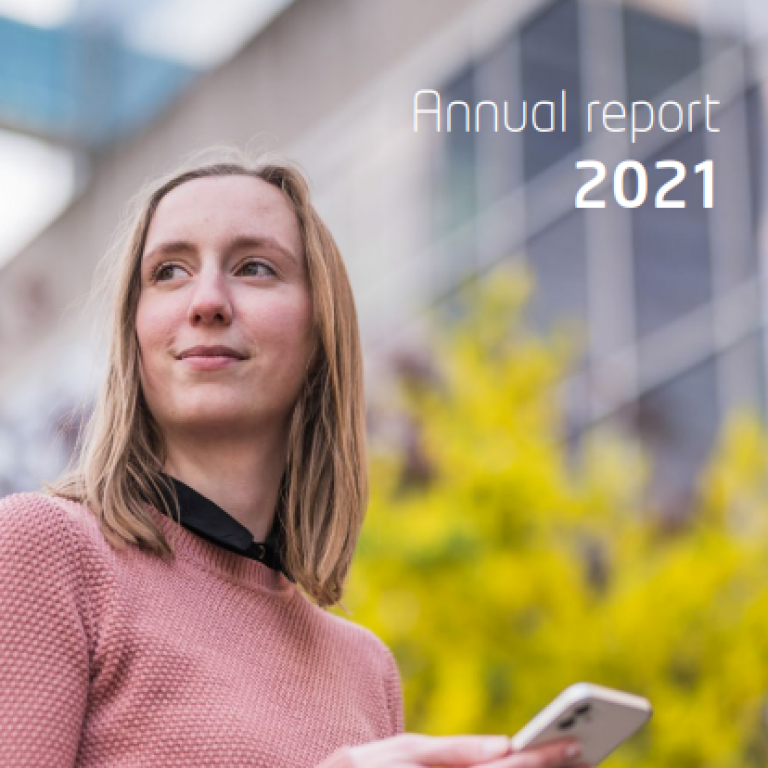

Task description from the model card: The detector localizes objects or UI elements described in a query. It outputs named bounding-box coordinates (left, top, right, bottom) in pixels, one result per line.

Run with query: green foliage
left=337, top=265, right=768, bottom=768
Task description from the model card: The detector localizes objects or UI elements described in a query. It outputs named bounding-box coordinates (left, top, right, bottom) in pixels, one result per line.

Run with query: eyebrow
left=143, top=235, right=298, bottom=265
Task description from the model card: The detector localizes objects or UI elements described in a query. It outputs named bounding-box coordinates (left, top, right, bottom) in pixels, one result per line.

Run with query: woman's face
left=135, top=175, right=314, bottom=442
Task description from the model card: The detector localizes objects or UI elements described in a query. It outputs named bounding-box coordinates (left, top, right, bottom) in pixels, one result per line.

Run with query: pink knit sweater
left=0, top=492, right=404, bottom=767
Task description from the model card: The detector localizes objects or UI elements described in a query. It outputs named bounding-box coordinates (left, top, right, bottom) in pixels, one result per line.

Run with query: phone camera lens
left=575, top=704, right=592, bottom=716
left=558, top=717, right=576, bottom=730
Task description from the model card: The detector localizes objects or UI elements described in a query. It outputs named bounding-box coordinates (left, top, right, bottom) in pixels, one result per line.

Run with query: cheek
left=247, top=292, right=314, bottom=358
left=135, top=297, right=179, bottom=364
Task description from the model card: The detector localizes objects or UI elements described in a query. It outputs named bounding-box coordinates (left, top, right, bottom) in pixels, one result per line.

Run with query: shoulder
left=0, top=492, right=118, bottom=663
left=318, top=609, right=404, bottom=733
left=0, top=490, right=101, bottom=538
left=322, top=610, right=391, bottom=652
left=294, top=596, right=405, bottom=734
left=311, top=602, right=399, bottom=675
left=0, top=490, right=111, bottom=568
left=0, top=491, right=116, bottom=623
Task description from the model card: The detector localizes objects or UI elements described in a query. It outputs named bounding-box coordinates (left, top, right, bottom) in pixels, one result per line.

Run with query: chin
left=167, top=401, right=277, bottom=432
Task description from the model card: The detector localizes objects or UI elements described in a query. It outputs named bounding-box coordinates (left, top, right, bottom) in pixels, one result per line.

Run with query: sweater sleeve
left=0, top=494, right=93, bottom=766
left=383, top=646, right=405, bottom=735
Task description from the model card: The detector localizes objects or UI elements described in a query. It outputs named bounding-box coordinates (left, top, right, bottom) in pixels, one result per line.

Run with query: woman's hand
left=347, top=734, right=589, bottom=768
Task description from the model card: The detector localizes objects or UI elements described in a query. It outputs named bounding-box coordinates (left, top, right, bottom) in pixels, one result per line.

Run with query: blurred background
left=1, top=0, right=768, bottom=764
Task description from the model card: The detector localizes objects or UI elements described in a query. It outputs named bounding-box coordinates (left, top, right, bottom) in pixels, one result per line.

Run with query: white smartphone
left=510, top=682, right=652, bottom=765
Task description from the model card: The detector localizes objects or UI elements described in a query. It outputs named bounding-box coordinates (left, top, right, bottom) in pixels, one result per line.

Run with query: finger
left=498, top=739, right=581, bottom=768
left=393, top=734, right=512, bottom=766
left=483, top=754, right=588, bottom=768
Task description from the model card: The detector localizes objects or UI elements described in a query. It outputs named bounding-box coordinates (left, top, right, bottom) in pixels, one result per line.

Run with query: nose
left=187, top=265, right=233, bottom=326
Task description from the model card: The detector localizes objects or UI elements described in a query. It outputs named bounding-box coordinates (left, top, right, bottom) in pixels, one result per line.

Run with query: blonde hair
left=46, top=155, right=367, bottom=608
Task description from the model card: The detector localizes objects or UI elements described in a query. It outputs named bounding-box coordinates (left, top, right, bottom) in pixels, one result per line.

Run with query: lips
left=178, top=345, right=247, bottom=360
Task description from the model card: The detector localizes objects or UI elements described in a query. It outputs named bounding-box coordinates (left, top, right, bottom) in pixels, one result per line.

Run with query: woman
left=0, top=155, right=586, bottom=768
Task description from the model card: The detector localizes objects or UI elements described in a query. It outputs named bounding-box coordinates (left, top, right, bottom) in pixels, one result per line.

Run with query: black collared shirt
left=152, top=472, right=294, bottom=582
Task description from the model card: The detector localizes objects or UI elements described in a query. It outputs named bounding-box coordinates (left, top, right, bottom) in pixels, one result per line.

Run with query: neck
left=161, top=422, right=289, bottom=541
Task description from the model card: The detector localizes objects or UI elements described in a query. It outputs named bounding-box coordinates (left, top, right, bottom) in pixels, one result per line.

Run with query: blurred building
left=0, top=0, right=765, bottom=512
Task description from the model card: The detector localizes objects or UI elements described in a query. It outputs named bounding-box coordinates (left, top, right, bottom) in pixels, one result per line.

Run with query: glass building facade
left=432, top=0, right=764, bottom=510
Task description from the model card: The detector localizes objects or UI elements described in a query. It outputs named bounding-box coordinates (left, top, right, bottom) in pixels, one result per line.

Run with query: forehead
left=144, top=175, right=302, bottom=256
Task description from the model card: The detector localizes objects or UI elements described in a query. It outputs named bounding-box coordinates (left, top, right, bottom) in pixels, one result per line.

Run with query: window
left=631, top=124, right=711, bottom=336
left=525, top=211, right=588, bottom=336
left=435, top=68, right=477, bottom=237
left=623, top=7, right=701, bottom=104
left=520, top=0, right=582, bottom=180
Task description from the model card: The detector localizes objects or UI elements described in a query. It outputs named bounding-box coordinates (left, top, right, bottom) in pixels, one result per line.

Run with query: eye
left=151, top=262, right=185, bottom=282
left=239, top=260, right=276, bottom=277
